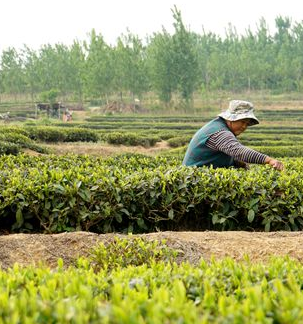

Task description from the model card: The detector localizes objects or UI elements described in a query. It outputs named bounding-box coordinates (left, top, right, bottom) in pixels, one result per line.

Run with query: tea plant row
left=0, top=154, right=302, bottom=233
left=0, top=244, right=303, bottom=323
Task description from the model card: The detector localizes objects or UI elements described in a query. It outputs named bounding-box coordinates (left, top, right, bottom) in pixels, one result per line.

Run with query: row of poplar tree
left=1, top=7, right=303, bottom=107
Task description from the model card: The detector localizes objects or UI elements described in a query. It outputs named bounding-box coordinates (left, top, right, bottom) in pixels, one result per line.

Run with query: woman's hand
left=265, top=157, right=284, bottom=171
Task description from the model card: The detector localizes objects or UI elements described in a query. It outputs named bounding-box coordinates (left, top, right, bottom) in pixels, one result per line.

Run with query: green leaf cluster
left=0, top=154, right=302, bottom=233
left=0, top=128, right=48, bottom=154
left=104, top=132, right=160, bottom=147
left=90, top=236, right=178, bottom=271
left=26, top=126, right=99, bottom=143
left=1, top=256, right=303, bottom=322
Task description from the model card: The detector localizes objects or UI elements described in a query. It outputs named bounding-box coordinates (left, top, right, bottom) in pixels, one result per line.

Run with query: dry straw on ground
left=1, top=231, right=303, bottom=269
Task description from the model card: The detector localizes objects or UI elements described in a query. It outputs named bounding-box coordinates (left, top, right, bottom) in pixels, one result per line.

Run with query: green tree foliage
left=36, top=44, right=61, bottom=91
left=171, top=6, right=199, bottom=107
left=274, top=17, right=296, bottom=91
left=0, top=48, right=26, bottom=99
left=68, top=40, right=86, bottom=102
left=2, top=10, right=303, bottom=105
left=39, top=89, right=59, bottom=104
left=147, top=29, right=177, bottom=104
left=292, top=22, right=303, bottom=91
left=114, top=32, right=149, bottom=100
left=84, top=29, right=114, bottom=101
left=21, top=45, right=41, bottom=101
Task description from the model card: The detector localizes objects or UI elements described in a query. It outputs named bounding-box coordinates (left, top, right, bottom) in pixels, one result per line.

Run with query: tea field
left=1, top=107, right=303, bottom=323
left=1, top=237, right=303, bottom=323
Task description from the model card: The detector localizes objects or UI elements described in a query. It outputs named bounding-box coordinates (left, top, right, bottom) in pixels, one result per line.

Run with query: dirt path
left=1, top=231, right=303, bottom=269
left=42, top=141, right=171, bottom=156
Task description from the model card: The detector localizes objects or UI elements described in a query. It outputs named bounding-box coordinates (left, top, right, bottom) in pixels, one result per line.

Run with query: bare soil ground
left=1, top=231, right=303, bottom=269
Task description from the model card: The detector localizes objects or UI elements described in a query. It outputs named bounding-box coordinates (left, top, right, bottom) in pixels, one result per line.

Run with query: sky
left=1, top=0, right=303, bottom=51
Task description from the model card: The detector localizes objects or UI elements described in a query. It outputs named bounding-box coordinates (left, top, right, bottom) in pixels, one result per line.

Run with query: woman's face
left=228, top=119, right=251, bottom=136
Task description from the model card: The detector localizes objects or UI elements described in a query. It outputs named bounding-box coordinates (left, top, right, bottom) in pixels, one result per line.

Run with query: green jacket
left=182, top=117, right=235, bottom=168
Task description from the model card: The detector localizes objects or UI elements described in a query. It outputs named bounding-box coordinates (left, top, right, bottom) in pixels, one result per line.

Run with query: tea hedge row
left=85, top=115, right=210, bottom=123
left=56, top=121, right=303, bottom=134
left=0, top=126, right=165, bottom=148
left=0, top=141, right=19, bottom=155
left=85, top=110, right=303, bottom=122
left=251, top=145, right=303, bottom=158
left=25, top=126, right=99, bottom=143
left=99, top=132, right=161, bottom=147
left=0, top=126, right=99, bottom=144
left=1, top=252, right=303, bottom=323
left=0, top=154, right=302, bottom=233
left=97, top=129, right=303, bottom=149
left=248, top=128, right=303, bottom=134
left=3, top=121, right=303, bottom=150
left=0, top=132, right=48, bottom=154
left=166, top=136, right=303, bottom=149
left=165, top=144, right=303, bottom=158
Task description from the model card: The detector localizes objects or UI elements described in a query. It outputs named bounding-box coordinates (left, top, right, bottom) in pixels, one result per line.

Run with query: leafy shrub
left=1, top=154, right=303, bottom=233
left=26, top=126, right=67, bottom=142
left=161, top=146, right=187, bottom=158
left=0, top=132, right=48, bottom=154
left=0, top=133, right=32, bottom=146
left=2, top=256, right=303, bottom=323
left=167, top=135, right=192, bottom=147
left=65, top=128, right=99, bottom=142
left=0, top=141, right=20, bottom=155
left=106, top=132, right=160, bottom=147
left=252, top=145, right=303, bottom=157
left=90, top=236, right=178, bottom=271
left=25, top=126, right=99, bottom=143
left=0, top=126, right=30, bottom=137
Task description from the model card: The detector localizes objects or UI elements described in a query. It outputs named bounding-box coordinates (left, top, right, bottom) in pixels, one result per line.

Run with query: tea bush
left=1, top=256, right=303, bottom=323
left=105, top=132, right=160, bottom=147
left=90, top=237, right=178, bottom=271
left=0, top=154, right=302, bottom=233
left=0, top=141, right=20, bottom=155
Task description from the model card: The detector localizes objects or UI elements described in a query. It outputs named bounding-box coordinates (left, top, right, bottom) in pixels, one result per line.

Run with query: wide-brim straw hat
left=217, top=100, right=259, bottom=126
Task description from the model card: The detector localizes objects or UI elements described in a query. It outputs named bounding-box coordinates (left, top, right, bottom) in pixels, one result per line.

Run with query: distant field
left=2, top=90, right=303, bottom=119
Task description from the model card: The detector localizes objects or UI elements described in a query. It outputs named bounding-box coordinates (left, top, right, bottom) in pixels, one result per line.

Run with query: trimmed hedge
left=0, top=131, right=48, bottom=154
left=25, top=126, right=99, bottom=142
left=0, top=154, right=302, bottom=234
left=102, top=132, right=160, bottom=147
left=250, top=145, right=303, bottom=157
left=167, top=135, right=192, bottom=147
left=0, top=141, right=20, bottom=155
left=65, top=128, right=99, bottom=142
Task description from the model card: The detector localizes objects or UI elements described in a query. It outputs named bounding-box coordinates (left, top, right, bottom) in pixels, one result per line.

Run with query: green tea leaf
left=168, top=209, right=174, bottom=220
left=248, top=209, right=255, bottom=223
